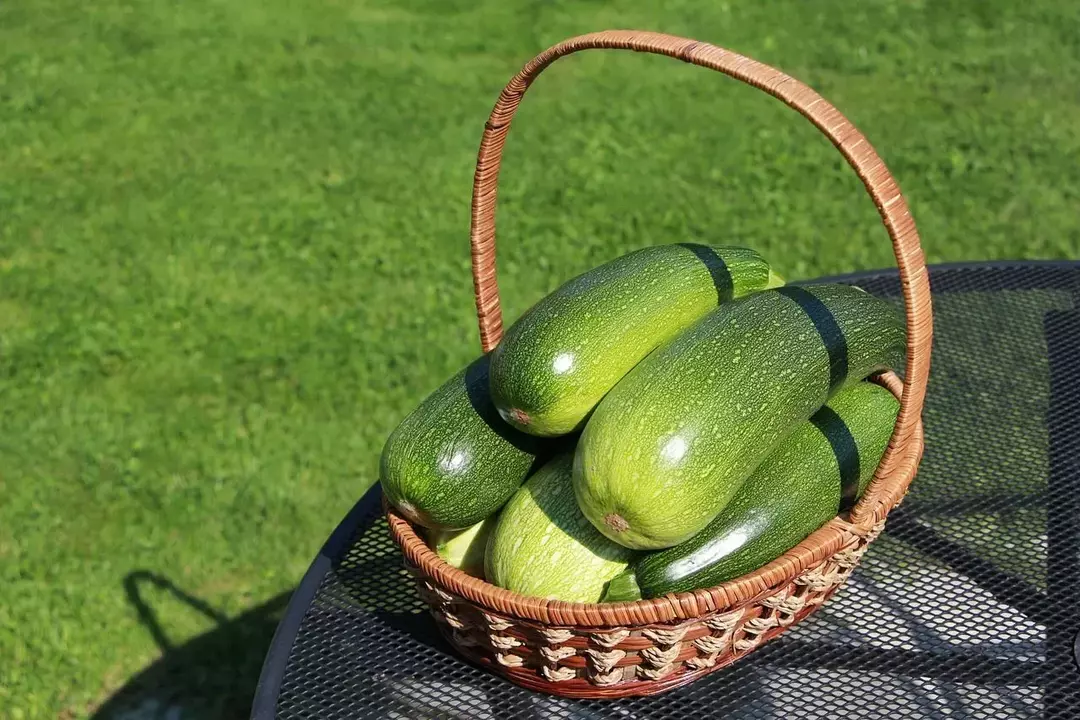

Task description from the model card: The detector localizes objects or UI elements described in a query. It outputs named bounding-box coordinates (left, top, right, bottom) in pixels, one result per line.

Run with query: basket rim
left=386, top=372, right=924, bottom=628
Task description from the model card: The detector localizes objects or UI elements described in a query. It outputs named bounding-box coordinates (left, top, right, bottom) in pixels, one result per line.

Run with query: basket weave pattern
left=404, top=518, right=886, bottom=696
left=385, top=29, right=932, bottom=698
left=388, top=380, right=922, bottom=696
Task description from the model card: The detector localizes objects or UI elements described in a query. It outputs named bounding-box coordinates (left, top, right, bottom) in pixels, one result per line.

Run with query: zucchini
left=574, top=284, right=905, bottom=549
left=380, top=355, right=546, bottom=530
left=485, top=453, right=636, bottom=603
left=602, top=381, right=899, bottom=601
left=427, top=516, right=497, bottom=579
left=765, top=268, right=786, bottom=289
left=489, top=244, right=773, bottom=437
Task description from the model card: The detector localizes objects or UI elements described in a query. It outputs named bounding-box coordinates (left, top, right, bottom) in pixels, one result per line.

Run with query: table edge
left=250, top=484, right=384, bottom=720
left=804, top=258, right=1076, bottom=286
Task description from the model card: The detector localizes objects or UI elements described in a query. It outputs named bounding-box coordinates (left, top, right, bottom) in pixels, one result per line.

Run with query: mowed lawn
left=1, top=0, right=1077, bottom=716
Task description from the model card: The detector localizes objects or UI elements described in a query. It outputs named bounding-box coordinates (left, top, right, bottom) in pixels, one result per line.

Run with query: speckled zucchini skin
left=602, top=382, right=899, bottom=601
left=489, top=244, right=772, bottom=437
left=574, top=284, right=906, bottom=550
left=485, top=453, right=636, bottom=603
left=380, top=355, right=546, bottom=531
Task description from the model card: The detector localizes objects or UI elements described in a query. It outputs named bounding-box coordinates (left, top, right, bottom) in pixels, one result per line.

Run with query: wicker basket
left=386, top=30, right=932, bottom=699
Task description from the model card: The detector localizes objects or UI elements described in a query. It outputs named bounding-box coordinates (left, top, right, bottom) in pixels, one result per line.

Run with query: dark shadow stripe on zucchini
left=463, top=355, right=541, bottom=454
left=679, top=243, right=735, bottom=304
left=809, top=405, right=861, bottom=513
left=776, top=285, right=849, bottom=393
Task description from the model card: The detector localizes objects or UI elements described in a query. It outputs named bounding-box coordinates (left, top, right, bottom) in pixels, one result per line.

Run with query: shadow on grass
left=91, top=571, right=291, bottom=720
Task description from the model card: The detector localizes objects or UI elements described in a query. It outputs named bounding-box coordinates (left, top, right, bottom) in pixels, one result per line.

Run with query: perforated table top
left=252, top=261, right=1080, bottom=720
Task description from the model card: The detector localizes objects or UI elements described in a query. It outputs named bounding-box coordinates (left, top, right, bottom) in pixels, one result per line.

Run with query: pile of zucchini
left=381, top=244, right=904, bottom=603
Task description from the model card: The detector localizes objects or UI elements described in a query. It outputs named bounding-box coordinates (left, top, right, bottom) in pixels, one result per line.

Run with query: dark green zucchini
left=380, top=355, right=546, bottom=530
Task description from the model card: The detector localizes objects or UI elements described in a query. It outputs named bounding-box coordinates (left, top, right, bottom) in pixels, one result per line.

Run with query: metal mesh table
left=252, top=261, right=1080, bottom=720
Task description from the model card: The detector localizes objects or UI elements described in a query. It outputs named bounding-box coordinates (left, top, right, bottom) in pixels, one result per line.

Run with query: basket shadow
left=91, top=571, right=290, bottom=720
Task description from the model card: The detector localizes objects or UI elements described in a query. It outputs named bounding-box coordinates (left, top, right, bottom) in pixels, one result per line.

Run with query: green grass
left=1, top=0, right=1077, bottom=716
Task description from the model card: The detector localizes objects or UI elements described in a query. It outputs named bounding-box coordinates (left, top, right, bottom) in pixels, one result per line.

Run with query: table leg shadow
left=91, top=571, right=291, bottom=720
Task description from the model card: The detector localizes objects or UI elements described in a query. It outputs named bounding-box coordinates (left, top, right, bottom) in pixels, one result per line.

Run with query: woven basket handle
left=468, top=30, right=932, bottom=524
